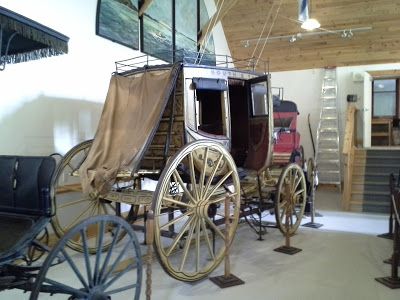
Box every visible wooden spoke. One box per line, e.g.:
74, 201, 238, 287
199, 147, 209, 198
203, 154, 223, 197
189, 152, 199, 201
80, 228, 93, 288
65, 201, 95, 231
205, 218, 225, 241
179, 216, 197, 272
208, 192, 238, 205
204, 170, 233, 201
173, 170, 196, 204
43, 278, 89, 298
58, 197, 90, 209
160, 211, 193, 231
162, 196, 194, 208
195, 218, 201, 272
201, 218, 215, 260
61, 248, 89, 290
165, 217, 194, 257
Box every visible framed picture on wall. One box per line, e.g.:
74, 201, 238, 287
96, 0, 139, 49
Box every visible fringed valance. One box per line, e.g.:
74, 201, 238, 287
0, 6, 69, 69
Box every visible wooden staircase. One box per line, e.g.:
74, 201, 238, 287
347, 148, 400, 213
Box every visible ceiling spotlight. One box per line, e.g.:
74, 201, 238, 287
301, 18, 320, 31
341, 29, 354, 39
298, 0, 320, 31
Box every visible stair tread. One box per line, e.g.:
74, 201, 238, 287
352, 180, 390, 185
351, 190, 390, 195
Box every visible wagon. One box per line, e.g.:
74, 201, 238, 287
0, 155, 143, 299
52, 53, 317, 283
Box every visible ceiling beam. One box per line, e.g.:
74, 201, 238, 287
198, 0, 238, 46
139, 0, 154, 17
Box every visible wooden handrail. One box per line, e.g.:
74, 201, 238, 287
342, 104, 357, 210
342, 104, 357, 155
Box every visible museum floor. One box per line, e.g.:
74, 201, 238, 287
3, 187, 398, 300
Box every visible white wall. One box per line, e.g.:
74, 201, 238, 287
0, 0, 231, 156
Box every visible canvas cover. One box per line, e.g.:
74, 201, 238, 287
79, 64, 180, 196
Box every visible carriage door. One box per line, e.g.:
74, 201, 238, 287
244, 75, 273, 171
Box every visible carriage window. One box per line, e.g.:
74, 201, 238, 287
196, 89, 224, 135
251, 83, 268, 116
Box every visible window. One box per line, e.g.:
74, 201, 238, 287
251, 83, 268, 116
373, 79, 399, 118
196, 90, 225, 136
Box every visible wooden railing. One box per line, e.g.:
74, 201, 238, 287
342, 104, 357, 210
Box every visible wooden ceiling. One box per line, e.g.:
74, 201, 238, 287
220, 0, 400, 71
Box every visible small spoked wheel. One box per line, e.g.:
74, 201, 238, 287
275, 163, 307, 236
30, 215, 142, 300
306, 157, 317, 189
152, 140, 240, 282
51, 140, 137, 253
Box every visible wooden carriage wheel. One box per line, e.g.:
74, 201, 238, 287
30, 215, 142, 300
51, 140, 137, 253
152, 140, 240, 282
275, 163, 307, 236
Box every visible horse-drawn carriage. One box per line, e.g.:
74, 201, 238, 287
0, 53, 316, 298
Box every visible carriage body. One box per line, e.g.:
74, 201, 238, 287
272, 100, 302, 165
127, 62, 274, 176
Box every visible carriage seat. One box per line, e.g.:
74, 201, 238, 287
0, 156, 55, 262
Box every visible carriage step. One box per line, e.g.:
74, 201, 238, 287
103, 190, 153, 205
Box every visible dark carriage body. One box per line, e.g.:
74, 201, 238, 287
0, 156, 55, 289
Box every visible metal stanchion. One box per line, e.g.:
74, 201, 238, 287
210, 195, 244, 288
377, 174, 396, 240
303, 164, 323, 228
375, 191, 400, 288
274, 208, 302, 255
145, 210, 154, 300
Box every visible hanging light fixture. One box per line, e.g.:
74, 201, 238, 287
298, 0, 320, 31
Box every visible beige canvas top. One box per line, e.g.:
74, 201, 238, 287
79, 65, 180, 196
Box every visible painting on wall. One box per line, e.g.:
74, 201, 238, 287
96, 0, 139, 49
142, 0, 173, 62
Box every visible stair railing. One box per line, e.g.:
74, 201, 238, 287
342, 104, 357, 210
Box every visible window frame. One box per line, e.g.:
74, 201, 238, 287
372, 78, 400, 119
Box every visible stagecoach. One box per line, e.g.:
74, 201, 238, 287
52, 53, 316, 282
0, 53, 317, 299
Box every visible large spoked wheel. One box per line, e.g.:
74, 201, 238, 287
51, 140, 137, 253
275, 163, 307, 236
152, 140, 241, 282
30, 215, 142, 300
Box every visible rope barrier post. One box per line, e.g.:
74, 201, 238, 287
210, 194, 244, 288
274, 204, 302, 255
145, 210, 154, 300
378, 174, 395, 240
375, 191, 400, 288
303, 168, 323, 229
